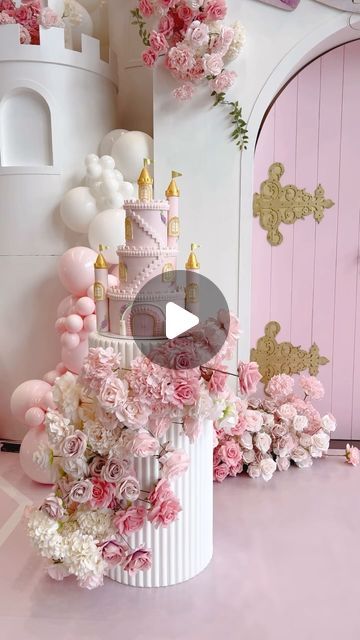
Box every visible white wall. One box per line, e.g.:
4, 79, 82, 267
153, 0, 358, 364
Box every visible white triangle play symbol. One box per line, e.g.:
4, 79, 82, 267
165, 302, 199, 340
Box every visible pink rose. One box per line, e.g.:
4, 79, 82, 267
15, 6, 31, 22
68, 479, 93, 504
113, 506, 146, 535
123, 548, 152, 575
203, 52, 224, 77
98, 540, 127, 567
115, 399, 149, 429
299, 375, 325, 400
142, 46, 158, 67
40, 7, 63, 28
172, 376, 200, 406
117, 475, 140, 501
277, 403, 297, 421
89, 456, 106, 477
20, 25, 31, 44
167, 43, 195, 73
189, 57, 205, 80
186, 20, 209, 48
345, 444, 359, 467
41, 495, 64, 519
203, 0, 227, 20
90, 477, 114, 509
183, 416, 202, 442
160, 447, 189, 479
98, 375, 128, 412
177, 4, 193, 24
210, 69, 237, 93
138, 0, 153, 17
60, 430, 87, 458
208, 368, 228, 393
149, 30, 168, 53
173, 83, 195, 101
148, 416, 171, 439
213, 462, 229, 482
129, 430, 159, 457
1, 0, 16, 12
158, 13, 174, 38
147, 495, 182, 528
237, 361, 261, 396
102, 457, 128, 483
220, 441, 242, 468
148, 478, 173, 504
210, 26, 234, 56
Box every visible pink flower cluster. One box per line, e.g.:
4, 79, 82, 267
137, 0, 240, 101
0, 0, 41, 45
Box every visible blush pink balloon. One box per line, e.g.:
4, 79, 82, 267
19, 426, 57, 484
108, 274, 119, 287
65, 314, 83, 333
61, 332, 80, 350
40, 390, 56, 411
83, 314, 96, 333
55, 317, 67, 334
86, 285, 95, 299
55, 362, 67, 375
24, 407, 45, 428
75, 296, 96, 316
11, 380, 51, 423
58, 247, 97, 296
43, 370, 58, 385
61, 340, 88, 374
57, 295, 78, 318
79, 329, 89, 341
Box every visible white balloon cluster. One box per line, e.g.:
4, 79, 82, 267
59, 129, 154, 265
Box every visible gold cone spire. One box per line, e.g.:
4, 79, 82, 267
185, 243, 200, 270
166, 171, 182, 198
94, 244, 108, 269
138, 158, 153, 201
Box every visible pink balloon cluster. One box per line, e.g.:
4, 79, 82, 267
11, 246, 119, 484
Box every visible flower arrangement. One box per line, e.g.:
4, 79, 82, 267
26, 311, 240, 589
131, 0, 248, 149
213, 369, 337, 482
0, 0, 63, 45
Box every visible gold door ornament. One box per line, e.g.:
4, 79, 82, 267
253, 162, 334, 246
250, 321, 329, 385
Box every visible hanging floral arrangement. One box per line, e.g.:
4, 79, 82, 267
131, 0, 248, 150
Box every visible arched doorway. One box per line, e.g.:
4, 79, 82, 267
251, 40, 360, 439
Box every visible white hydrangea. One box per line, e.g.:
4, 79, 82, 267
83, 420, 120, 456
27, 509, 66, 561
45, 411, 74, 451
76, 509, 115, 542
224, 21, 246, 63
62, 531, 105, 581
52, 372, 81, 423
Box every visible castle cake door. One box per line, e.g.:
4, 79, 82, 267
251, 41, 360, 440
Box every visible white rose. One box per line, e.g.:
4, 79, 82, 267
185, 20, 209, 49
277, 456, 290, 472
262, 413, 275, 428
291, 446, 313, 469
293, 415, 308, 432
247, 463, 261, 479
277, 403, 297, 421
45, 411, 74, 451
254, 431, 272, 454
243, 449, 256, 464
245, 410, 263, 433
299, 433, 312, 449
203, 53, 223, 77
311, 430, 330, 453
321, 414, 336, 433
260, 457, 277, 482
240, 431, 253, 450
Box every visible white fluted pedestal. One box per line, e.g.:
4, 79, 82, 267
89, 333, 214, 587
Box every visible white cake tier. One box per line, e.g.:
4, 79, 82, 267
89, 332, 167, 364
88, 332, 214, 588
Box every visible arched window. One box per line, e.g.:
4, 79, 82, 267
0, 89, 53, 167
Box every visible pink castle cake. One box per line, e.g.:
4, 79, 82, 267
93, 161, 200, 340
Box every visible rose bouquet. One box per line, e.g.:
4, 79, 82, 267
0, 0, 63, 45
131, 0, 248, 149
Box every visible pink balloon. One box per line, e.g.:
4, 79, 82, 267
11, 380, 51, 423
108, 274, 119, 287
58, 247, 97, 296
79, 329, 90, 341
19, 426, 57, 484
55, 317, 67, 334
43, 370, 58, 385
61, 332, 80, 350
24, 407, 45, 428
86, 285, 95, 300
83, 314, 97, 333
75, 296, 96, 317
40, 390, 56, 411
61, 340, 88, 374
57, 295, 78, 318
65, 313, 83, 333
55, 362, 67, 375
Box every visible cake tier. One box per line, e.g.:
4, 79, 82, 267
107, 289, 185, 337
117, 247, 178, 293
89, 332, 167, 365
88, 332, 213, 588
124, 200, 169, 249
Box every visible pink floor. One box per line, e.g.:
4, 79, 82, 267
0, 451, 359, 640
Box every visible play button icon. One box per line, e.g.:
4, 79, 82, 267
165, 303, 199, 339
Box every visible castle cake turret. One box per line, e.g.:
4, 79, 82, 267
97, 164, 196, 339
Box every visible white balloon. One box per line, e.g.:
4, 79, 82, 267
101, 179, 119, 196
119, 181, 135, 199
85, 153, 99, 166
102, 169, 116, 181
114, 169, 124, 183
111, 131, 154, 183
99, 129, 128, 157
60, 186, 98, 233
86, 163, 102, 180
70, 1, 93, 51
100, 155, 115, 170
77, 0, 100, 13
108, 193, 124, 209
88, 209, 125, 264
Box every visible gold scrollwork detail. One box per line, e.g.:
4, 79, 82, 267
250, 321, 329, 385
162, 263, 175, 282
253, 162, 334, 246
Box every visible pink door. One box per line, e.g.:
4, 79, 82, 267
252, 41, 360, 440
